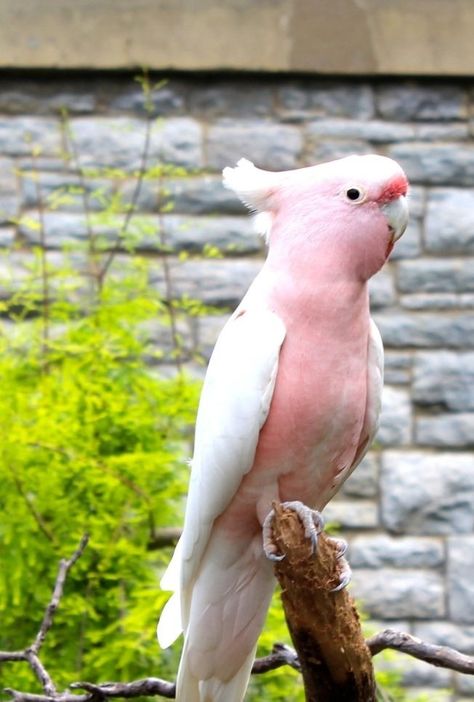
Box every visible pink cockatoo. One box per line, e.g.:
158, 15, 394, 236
158, 154, 409, 702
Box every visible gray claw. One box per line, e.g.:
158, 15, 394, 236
329, 536, 348, 559
330, 556, 352, 592
262, 509, 286, 561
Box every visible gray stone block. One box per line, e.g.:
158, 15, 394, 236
398, 259, 474, 294
374, 312, 474, 348
389, 220, 422, 260
384, 351, 412, 384
388, 143, 474, 186
341, 452, 378, 498
189, 82, 274, 117
306, 139, 371, 164
414, 122, 469, 140
120, 176, 247, 215
0, 117, 61, 157
18, 211, 261, 255
461, 294, 474, 308
377, 84, 467, 121
322, 499, 378, 529
159, 215, 261, 255
414, 621, 474, 654
156, 118, 204, 169
416, 413, 474, 448
306, 118, 415, 142
413, 351, 474, 411
20, 171, 114, 212
69, 117, 149, 170
17, 157, 72, 172
0, 80, 96, 114
278, 82, 375, 121
349, 535, 444, 568
369, 268, 396, 309
400, 293, 462, 310
70, 117, 203, 170
0, 193, 18, 223
110, 83, 186, 116
381, 450, 474, 534
425, 188, 474, 254
206, 120, 302, 171
376, 385, 412, 446
148, 257, 262, 307
351, 568, 445, 618
448, 536, 474, 624
406, 185, 426, 219
0, 157, 17, 193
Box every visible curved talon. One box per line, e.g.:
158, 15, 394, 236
330, 557, 352, 592
262, 509, 286, 561
329, 536, 348, 559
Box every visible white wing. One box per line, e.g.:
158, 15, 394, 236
158, 307, 286, 646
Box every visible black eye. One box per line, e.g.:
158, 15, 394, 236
346, 188, 361, 201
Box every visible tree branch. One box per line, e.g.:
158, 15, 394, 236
1, 535, 89, 696
32, 534, 89, 655
367, 628, 474, 675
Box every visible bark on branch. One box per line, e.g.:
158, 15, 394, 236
271, 502, 377, 702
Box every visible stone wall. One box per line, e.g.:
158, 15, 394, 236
0, 74, 473, 700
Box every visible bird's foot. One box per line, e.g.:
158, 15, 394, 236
262, 502, 352, 591
262, 501, 324, 562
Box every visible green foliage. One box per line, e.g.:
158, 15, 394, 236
0, 88, 200, 694
0, 246, 200, 693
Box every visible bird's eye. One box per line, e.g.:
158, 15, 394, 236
346, 187, 363, 202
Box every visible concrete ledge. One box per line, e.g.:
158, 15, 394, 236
1, 0, 474, 75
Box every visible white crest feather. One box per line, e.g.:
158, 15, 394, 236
222, 158, 280, 212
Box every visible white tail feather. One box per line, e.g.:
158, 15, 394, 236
176, 644, 256, 702
157, 592, 182, 649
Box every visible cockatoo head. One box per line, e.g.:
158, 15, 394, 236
223, 154, 409, 281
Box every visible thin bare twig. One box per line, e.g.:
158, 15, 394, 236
32, 534, 89, 654
367, 628, 474, 675
0, 535, 89, 697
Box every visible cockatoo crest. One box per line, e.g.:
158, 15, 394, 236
223, 158, 284, 241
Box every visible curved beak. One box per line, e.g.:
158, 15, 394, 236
381, 195, 409, 241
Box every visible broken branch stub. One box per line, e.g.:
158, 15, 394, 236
271, 502, 376, 702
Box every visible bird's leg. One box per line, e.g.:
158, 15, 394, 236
262, 500, 324, 561
262, 501, 352, 590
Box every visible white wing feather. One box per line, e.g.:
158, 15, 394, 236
158, 308, 286, 646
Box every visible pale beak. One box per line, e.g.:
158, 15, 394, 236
381, 195, 409, 241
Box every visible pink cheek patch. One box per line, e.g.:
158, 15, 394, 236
379, 176, 408, 203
